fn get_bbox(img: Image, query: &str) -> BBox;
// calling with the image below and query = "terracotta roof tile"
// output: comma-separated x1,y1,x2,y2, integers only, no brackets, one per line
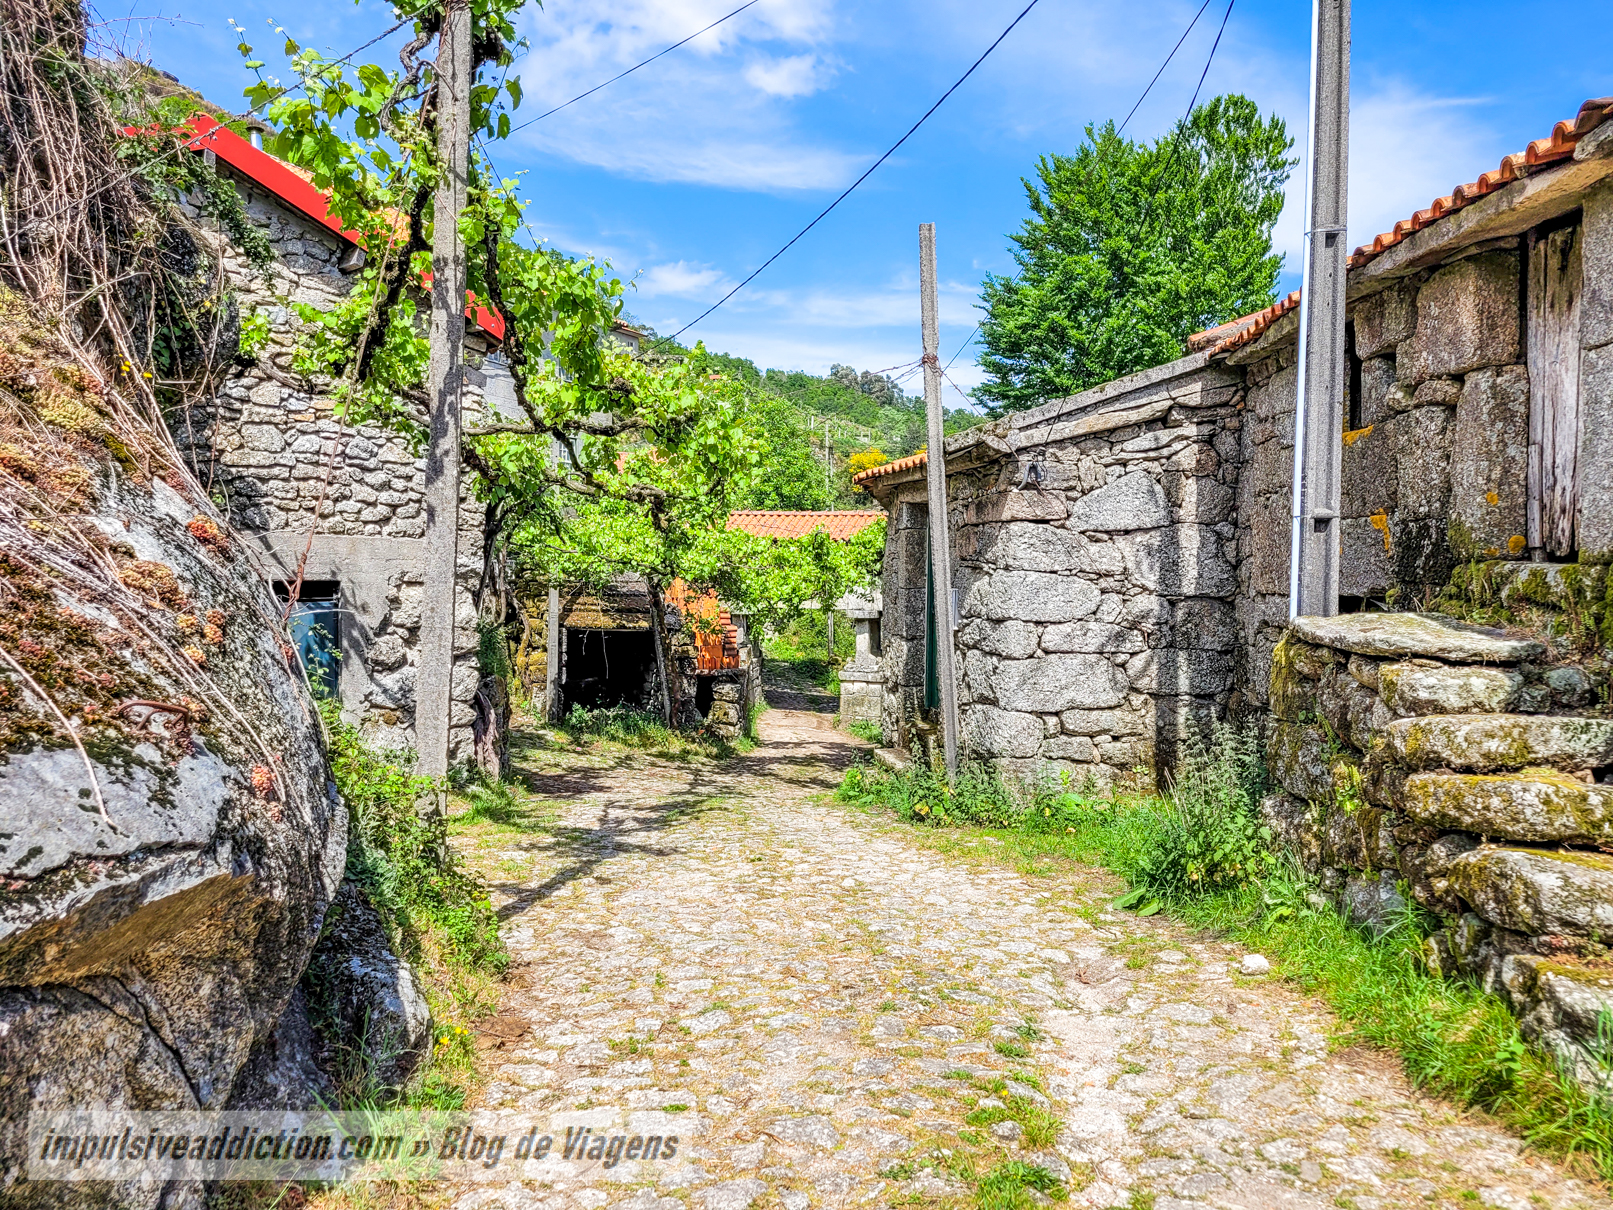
1346,96,1613,269
850,451,929,487
726,510,885,539
1187,97,1613,360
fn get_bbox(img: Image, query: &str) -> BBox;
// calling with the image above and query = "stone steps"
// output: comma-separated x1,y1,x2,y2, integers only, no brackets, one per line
1448,845,1613,938
1403,769,1613,843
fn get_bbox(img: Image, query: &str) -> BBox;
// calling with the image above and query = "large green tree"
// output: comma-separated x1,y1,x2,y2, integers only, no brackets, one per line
976,94,1296,415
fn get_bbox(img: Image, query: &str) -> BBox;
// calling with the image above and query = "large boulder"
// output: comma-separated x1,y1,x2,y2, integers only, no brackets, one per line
0,314,346,1204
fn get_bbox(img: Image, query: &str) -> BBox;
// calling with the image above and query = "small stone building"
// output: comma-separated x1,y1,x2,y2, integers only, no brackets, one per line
855,97,1613,788
167,114,640,763
724,509,887,726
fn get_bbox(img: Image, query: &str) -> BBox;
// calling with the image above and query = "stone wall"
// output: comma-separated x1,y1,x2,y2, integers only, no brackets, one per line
872,359,1246,787
1231,173,1613,710
172,166,495,762
1262,611,1613,1085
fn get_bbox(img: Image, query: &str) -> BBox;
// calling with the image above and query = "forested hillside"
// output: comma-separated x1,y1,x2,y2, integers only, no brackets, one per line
688,346,979,510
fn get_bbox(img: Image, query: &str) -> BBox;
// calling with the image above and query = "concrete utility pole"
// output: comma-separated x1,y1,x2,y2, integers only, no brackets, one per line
1288,0,1350,620
416,0,471,779
919,223,959,781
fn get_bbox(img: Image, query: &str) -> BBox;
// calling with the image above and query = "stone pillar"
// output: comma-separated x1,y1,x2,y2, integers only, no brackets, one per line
838,592,884,731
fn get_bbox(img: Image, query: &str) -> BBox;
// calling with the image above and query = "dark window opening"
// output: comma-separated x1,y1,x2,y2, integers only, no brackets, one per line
563,628,656,711
1345,320,1363,431
694,677,716,717
1337,595,1382,614
276,580,341,699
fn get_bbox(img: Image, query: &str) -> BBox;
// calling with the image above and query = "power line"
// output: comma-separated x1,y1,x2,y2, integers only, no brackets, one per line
656,0,1045,349
1144,0,1236,212
507,1,761,136
1117,0,1213,135
939,0,1233,376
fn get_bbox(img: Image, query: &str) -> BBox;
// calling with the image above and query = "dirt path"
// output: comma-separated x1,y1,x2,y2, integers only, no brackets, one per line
451,710,1607,1210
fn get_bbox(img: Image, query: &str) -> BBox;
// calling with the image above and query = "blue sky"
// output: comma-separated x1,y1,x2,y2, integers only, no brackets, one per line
128,0,1612,400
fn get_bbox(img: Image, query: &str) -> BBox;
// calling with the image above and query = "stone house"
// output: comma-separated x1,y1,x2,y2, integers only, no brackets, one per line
854,97,1613,789
725,509,887,725
512,574,762,738
167,114,527,763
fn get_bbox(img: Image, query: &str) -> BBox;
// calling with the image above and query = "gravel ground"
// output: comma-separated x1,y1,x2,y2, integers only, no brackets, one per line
448,708,1609,1210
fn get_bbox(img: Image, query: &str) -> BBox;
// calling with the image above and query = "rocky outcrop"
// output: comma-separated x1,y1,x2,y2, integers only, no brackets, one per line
0,307,346,1204
1266,611,1613,1088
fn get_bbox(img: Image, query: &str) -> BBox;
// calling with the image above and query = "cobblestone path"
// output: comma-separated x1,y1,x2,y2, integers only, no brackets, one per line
452,710,1607,1210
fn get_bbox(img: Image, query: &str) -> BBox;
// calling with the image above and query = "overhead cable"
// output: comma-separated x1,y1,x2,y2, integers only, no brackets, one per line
939,0,1221,373
656,0,1046,348
507,0,761,135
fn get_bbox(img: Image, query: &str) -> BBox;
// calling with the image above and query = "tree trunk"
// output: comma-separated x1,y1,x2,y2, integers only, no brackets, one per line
647,580,675,725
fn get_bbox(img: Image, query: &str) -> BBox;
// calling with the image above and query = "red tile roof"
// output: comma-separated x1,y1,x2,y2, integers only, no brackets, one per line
1191,96,1613,359
177,114,506,339
727,510,885,539
850,451,929,487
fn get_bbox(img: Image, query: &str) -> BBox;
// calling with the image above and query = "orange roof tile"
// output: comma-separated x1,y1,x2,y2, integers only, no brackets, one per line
850,451,928,487
727,510,885,539
1346,96,1611,269
1188,97,1613,360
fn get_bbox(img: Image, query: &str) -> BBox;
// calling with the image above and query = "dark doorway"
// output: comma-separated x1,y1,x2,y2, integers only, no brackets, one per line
694,676,716,717
276,580,341,699
564,628,656,710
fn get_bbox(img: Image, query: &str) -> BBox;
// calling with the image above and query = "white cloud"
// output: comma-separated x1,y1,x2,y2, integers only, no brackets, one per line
507,0,854,191
744,53,828,98
1272,82,1497,268
636,261,731,298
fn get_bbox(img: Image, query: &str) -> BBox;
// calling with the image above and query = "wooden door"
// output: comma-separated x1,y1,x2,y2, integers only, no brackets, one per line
1527,222,1584,557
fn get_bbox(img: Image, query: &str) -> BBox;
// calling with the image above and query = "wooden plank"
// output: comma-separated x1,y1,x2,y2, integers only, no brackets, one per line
1526,222,1584,557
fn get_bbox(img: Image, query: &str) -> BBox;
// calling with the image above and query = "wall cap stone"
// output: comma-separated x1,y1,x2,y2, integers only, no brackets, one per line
1289,611,1543,662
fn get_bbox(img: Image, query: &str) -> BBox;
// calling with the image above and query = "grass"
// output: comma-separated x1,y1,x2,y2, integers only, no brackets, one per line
837,738,1613,1183
554,703,755,757
318,702,509,1111
846,719,882,744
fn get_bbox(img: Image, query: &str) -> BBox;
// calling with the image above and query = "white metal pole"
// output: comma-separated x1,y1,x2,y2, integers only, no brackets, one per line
1288,0,1349,620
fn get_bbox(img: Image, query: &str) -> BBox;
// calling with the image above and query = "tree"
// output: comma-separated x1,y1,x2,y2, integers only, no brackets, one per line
975,94,1295,416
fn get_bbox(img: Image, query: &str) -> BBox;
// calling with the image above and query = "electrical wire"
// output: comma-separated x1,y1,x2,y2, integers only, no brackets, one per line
507,0,761,136
1117,0,1213,135
655,0,1046,349
939,0,1233,376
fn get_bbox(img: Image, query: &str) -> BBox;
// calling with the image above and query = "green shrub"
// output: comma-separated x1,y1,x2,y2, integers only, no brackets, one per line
1122,724,1273,909
322,701,507,978
846,719,882,744
560,704,676,748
